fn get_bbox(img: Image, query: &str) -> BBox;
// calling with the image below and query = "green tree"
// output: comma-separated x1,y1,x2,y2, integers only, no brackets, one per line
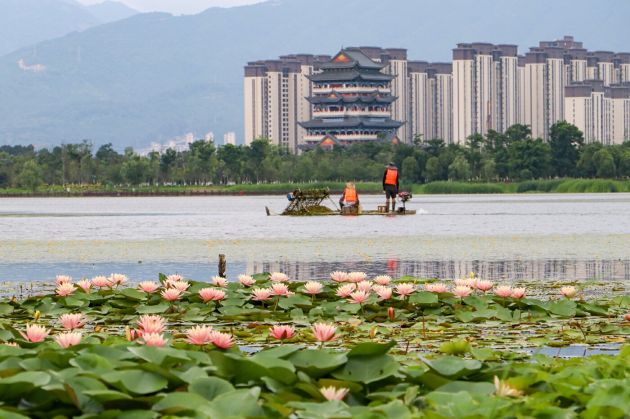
448,155,471,180
16,160,43,191
401,156,418,182
508,139,552,179
549,122,584,177
424,156,440,182
593,148,616,178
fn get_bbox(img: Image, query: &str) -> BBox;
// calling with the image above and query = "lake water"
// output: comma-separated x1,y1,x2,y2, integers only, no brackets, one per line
1,193,630,283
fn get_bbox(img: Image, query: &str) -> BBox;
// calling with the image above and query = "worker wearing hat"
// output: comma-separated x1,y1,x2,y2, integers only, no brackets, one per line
382,162,399,212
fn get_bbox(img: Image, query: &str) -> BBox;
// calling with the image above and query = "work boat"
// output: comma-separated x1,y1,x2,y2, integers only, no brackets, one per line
265,188,416,216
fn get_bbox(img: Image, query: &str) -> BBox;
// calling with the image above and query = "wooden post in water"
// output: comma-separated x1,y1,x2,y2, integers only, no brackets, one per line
218,254,226,278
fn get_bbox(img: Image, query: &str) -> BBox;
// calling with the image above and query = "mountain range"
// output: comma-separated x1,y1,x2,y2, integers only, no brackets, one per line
1,0,629,149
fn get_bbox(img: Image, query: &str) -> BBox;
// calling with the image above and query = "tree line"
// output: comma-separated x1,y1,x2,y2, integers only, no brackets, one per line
1,122,630,190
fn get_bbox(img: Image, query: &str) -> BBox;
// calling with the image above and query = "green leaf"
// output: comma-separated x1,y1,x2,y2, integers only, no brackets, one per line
436,381,495,394
332,354,400,384
189,377,235,401
207,389,264,418
279,294,312,310
69,353,114,374
347,341,395,357
421,356,482,379
548,299,577,317
82,389,133,402
152,392,212,414
408,291,438,306
102,370,168,395
127,346,191,367
136,303,170,314
119,288,147,301
0,303,15,315
289,349,348,378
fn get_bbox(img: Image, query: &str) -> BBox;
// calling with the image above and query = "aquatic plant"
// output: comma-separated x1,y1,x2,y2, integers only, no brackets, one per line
20,324,49,342
54,331,82,348
59,313,85,330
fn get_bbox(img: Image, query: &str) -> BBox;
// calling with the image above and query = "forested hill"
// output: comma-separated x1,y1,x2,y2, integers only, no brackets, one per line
1,0,629,149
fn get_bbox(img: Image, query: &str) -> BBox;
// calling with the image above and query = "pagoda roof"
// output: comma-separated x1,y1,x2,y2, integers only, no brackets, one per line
300,117,403,130
308,70,394,82
308,91,396,104
320,48,386,70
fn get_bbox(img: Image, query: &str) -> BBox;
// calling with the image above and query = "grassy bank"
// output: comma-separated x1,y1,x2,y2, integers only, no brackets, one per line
1,179,629,196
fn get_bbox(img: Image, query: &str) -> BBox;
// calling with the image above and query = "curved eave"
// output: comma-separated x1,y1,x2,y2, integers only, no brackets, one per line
307,95,397,104
308,71,394,83
300,118,403,130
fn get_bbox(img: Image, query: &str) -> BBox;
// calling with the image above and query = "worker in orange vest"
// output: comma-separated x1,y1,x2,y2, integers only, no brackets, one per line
339,182,360,209
382,162,399,212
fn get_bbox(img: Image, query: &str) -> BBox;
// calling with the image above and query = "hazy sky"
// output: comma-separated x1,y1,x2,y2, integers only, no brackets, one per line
77,0,264,15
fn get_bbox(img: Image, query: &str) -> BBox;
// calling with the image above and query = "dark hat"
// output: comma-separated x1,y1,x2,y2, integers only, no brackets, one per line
388,162,396,166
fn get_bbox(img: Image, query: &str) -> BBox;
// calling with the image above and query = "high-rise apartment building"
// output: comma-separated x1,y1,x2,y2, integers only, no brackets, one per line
409,62,453,142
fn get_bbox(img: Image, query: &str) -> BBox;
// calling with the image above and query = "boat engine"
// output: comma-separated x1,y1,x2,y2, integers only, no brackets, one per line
397,192,412,213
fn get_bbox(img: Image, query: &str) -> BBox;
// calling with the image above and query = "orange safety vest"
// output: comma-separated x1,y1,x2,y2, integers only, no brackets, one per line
384,168,398,185
343,188,358,203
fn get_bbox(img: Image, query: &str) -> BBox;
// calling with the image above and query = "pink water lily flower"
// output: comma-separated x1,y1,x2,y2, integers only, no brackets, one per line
55,332,82,348
320,386,349,401
56,283,77,297
137,315,166,334
624,313,630,322
109,273,128,286
349,290,370,304
312,322,337,342
141,333,168,347
453,285,473,298
59,313,85,330
211,276,228,287
560,286,577,298
166,274,184,282
251,288,272,301
395,283,416,297
336,283,356,298
91,276,111,288
269,325,295,340
425,283,448,293
20,324,49,342
475,280,494,292
209,331,233,349
271,283,291,297
76,279,92,293
373,285,393,300
270,272,289,283
238,274,256,287
330,271,348,283
347,272,367,283
55,275,72,286
161,288,182,301
303,281,323,295
138,281,159,293
171,281,190,292
356,281,373,293
455,278,476,288
199,287,226,302
495,285,512,298
511,287,526,299
373,275,392,286
186,325,214,345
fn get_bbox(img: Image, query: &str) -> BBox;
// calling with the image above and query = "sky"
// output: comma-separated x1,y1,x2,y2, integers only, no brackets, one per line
76,0,264,15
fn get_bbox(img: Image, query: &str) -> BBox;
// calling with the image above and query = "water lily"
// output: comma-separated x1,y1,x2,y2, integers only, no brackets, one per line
347,271,367,283
137,315,166,334
373,285,392,300
76,279,92,293
624,313,630,322
269,325,295,340
161,288,182,301
238,274,256,287
373,275,392,286
91,275,111,288
20,324,49,342
511,287,526,299
199,287,226,302
560,286,577,298
55,331,82,348
395,282,416,298
209,331,233,349
453,285,473,298
320,386,349,401
109,273,128,287
186,325,214,345
336,283,356,298
55,275,72,286
270,272,289,282
303,281,323,295
138,281,160,293
475,279,494,292
495,285,512,298
166,274,184,282
59,313,85,330
494,376,523,397
211,276,228,287
140,333,168,347
425,283,448,293
56,282,76,297
455,278,476,288
271,283,291,297
171,281,190,292
356,280,373,293
348,290,370,304
330,271,348,283
388,307,395,321
251,287,272,301
312,322,337,342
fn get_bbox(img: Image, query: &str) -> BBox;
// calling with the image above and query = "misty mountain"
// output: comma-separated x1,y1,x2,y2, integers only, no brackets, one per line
84,1,138,23
0,0,138,56
0,0,629,149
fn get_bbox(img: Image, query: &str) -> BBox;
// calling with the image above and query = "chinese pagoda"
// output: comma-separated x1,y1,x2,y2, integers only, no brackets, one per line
300,47,403,149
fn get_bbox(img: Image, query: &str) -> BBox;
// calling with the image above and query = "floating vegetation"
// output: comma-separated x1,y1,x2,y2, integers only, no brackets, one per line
0,272,628,417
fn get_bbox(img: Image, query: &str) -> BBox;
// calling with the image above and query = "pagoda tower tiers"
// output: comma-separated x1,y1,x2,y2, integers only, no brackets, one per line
300,47,403,148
